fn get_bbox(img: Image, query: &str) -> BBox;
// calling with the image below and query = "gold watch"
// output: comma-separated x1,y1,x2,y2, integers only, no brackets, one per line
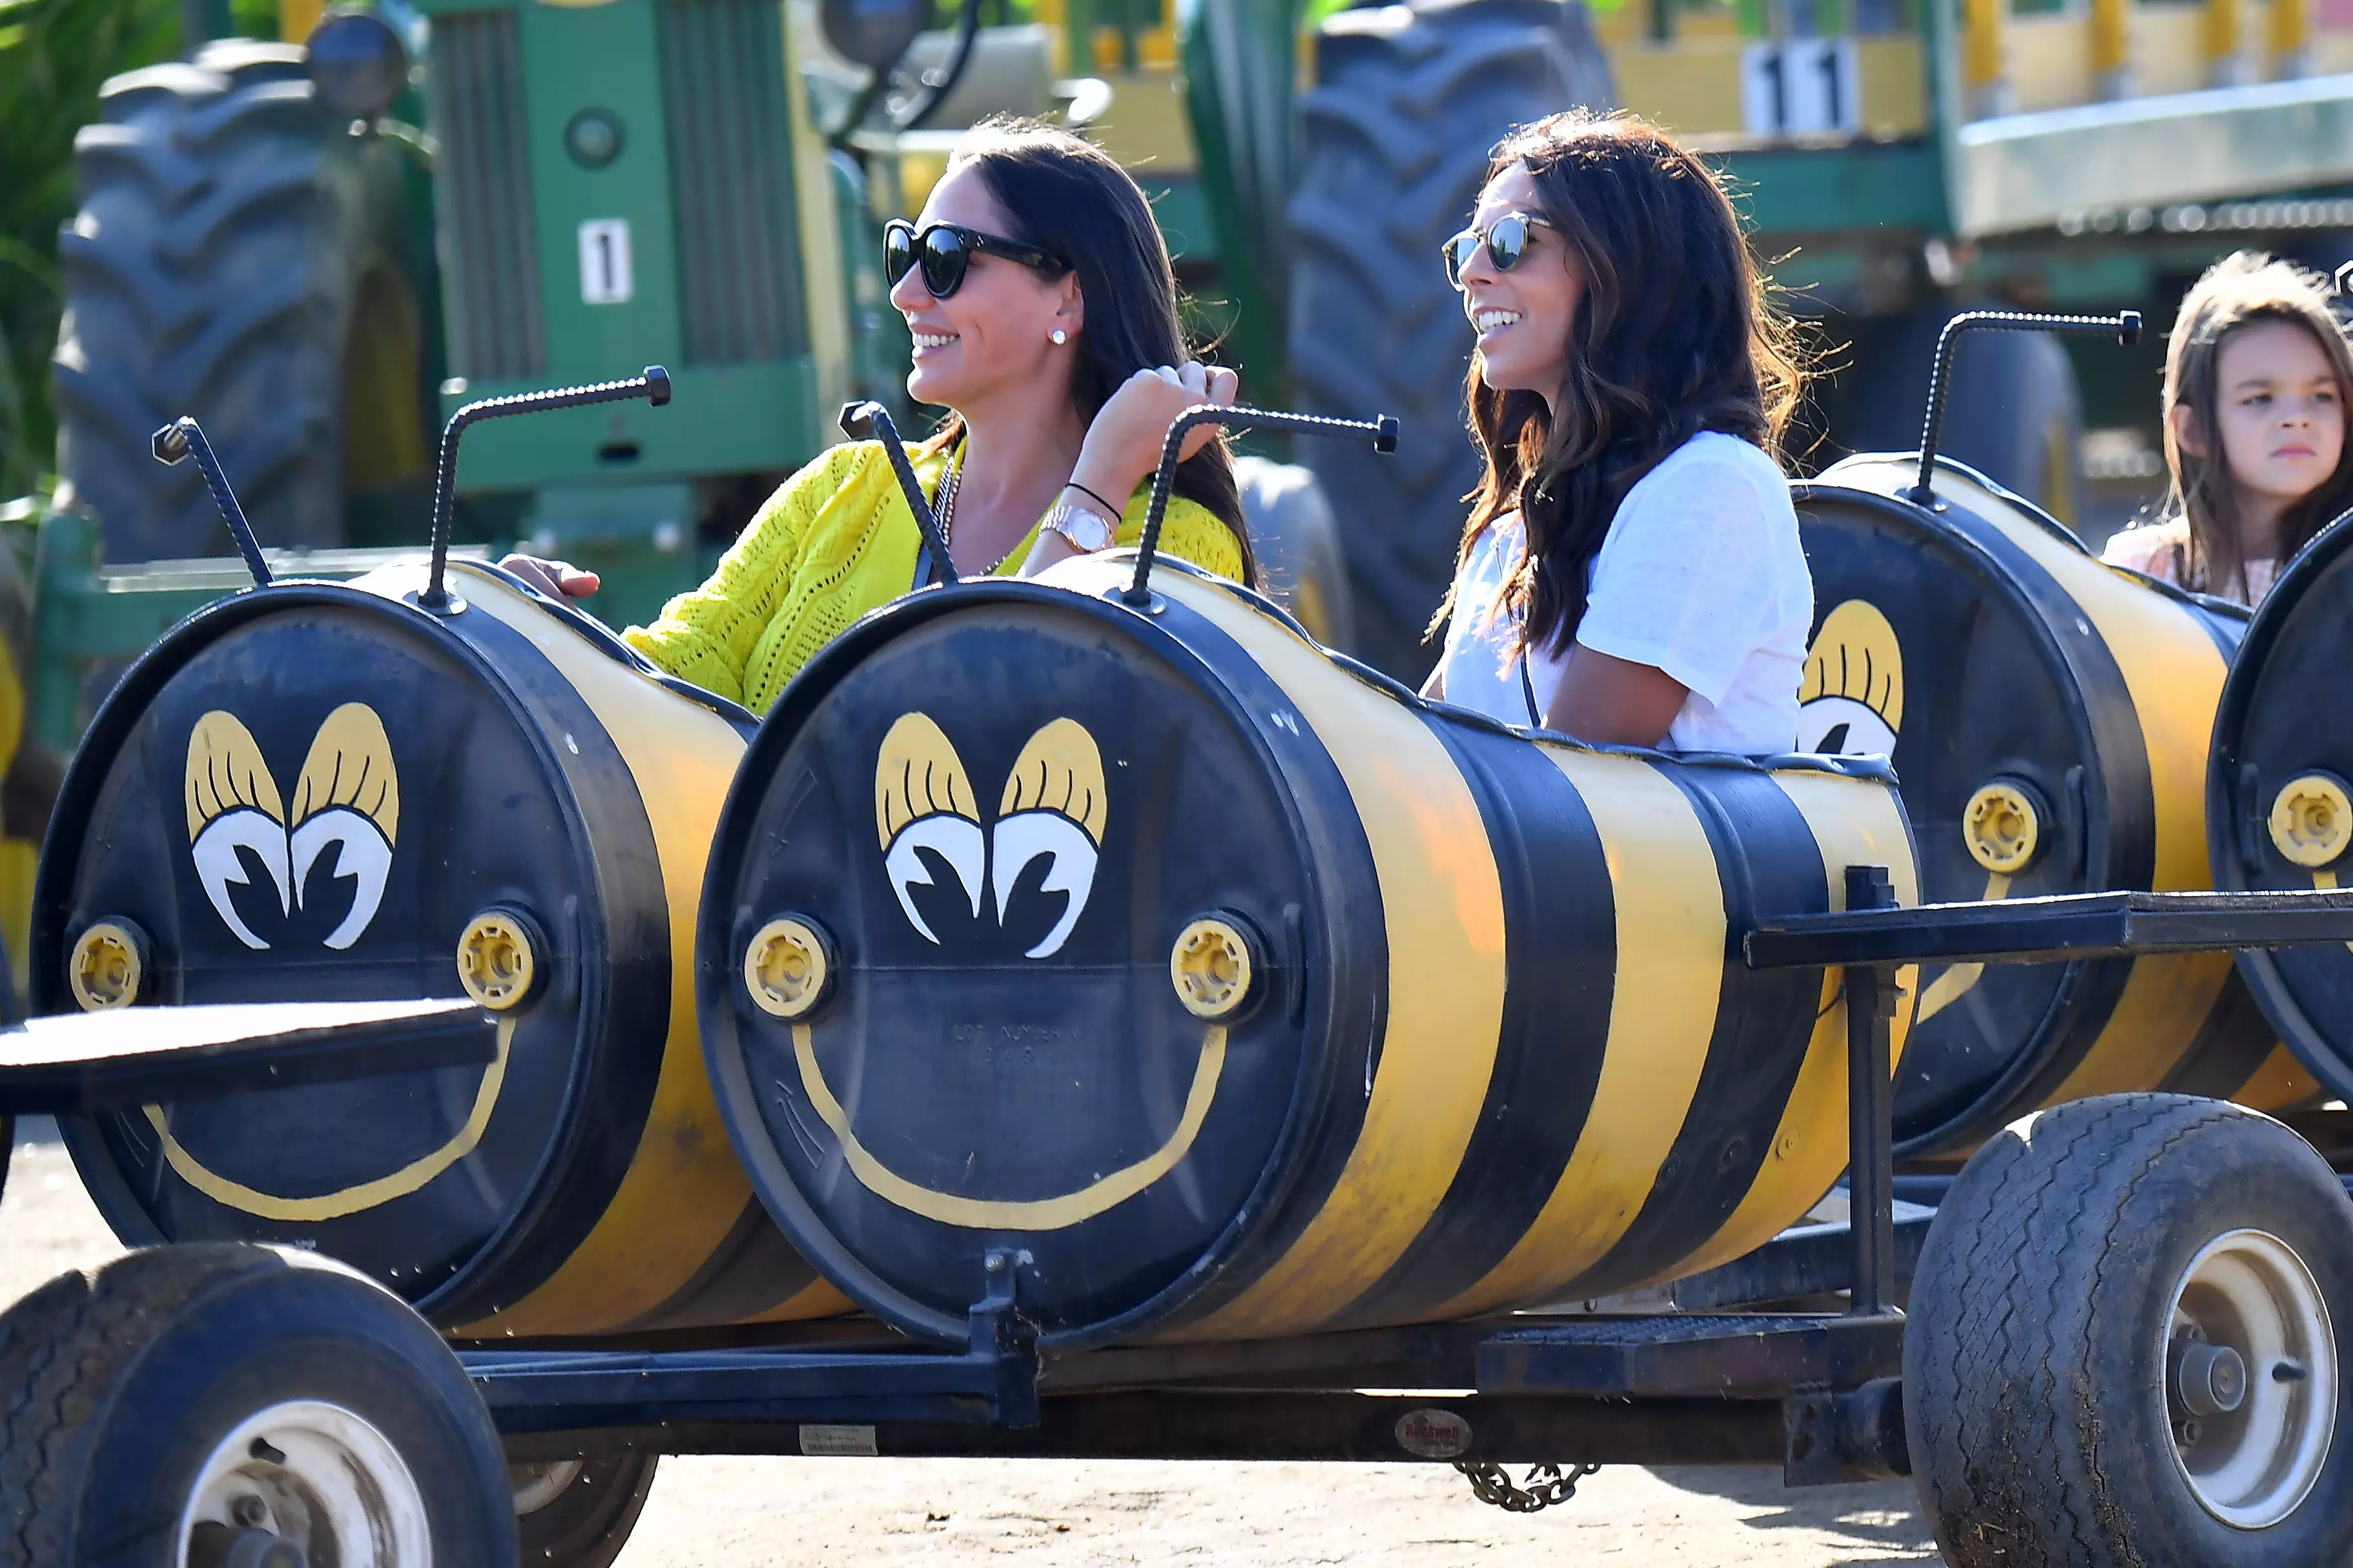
1042,491,1116,553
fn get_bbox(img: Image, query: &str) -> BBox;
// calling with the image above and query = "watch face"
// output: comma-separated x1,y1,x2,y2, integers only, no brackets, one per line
1059,503,1112,551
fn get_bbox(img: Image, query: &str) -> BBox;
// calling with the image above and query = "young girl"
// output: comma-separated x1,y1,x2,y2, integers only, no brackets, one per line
1421,111,1812,754
2103,252,2353,605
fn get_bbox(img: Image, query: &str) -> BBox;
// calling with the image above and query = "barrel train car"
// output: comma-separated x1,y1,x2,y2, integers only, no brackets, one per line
5,360,2353,1568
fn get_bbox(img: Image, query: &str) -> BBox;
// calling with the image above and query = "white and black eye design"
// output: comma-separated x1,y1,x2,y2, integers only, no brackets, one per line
874,713,1107,959
183,705,402,952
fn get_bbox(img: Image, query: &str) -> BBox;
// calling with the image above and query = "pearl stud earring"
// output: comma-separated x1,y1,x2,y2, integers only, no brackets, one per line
1051,329,1069,345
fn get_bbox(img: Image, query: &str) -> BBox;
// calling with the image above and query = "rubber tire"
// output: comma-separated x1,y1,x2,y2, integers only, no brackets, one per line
1236,455,1357,650
512,1451,660,1568
1832,303,2088,529
1905,1094,2353,1567
1287,0,1613,682
51,41,422,563
0,1243,517,1567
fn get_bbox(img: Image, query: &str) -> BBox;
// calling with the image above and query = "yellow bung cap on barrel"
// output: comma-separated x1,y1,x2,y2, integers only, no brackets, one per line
68,919,147,1012
2268,774,2352,870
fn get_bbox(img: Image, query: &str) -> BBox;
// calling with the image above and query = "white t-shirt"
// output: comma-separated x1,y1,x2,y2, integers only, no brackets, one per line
1432,431,1812,754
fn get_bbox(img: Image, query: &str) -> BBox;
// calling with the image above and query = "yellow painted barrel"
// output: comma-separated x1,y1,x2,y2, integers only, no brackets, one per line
697,553,1919,1349
1798,455,2314,1157
36,560,848,1334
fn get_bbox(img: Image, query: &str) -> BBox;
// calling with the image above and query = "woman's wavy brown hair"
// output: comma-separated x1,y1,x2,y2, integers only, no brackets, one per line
920,117,1256,585
1431,110,1802,655
2153,251,2353,599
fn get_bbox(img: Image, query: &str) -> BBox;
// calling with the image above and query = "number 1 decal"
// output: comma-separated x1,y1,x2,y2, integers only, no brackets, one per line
579,219,633,305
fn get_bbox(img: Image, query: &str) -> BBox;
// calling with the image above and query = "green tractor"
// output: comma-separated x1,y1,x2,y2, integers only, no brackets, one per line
36,0,2353,706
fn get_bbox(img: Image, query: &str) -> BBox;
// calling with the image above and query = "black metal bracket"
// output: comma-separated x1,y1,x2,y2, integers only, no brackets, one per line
839,402,959,587
1747,886,2353,970
0,998,495,1115
1907,310,2139,506
1841,866,1898,1318
150,419,272,587
462,1244,1042,1434
1124,405,1397,606
421,366,672,611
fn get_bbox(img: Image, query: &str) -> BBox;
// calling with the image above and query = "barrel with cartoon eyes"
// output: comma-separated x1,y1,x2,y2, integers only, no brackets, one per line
2210,511,2353,1097
698,553,1918,1350
1796,455,2314,1159
35,559,848,1335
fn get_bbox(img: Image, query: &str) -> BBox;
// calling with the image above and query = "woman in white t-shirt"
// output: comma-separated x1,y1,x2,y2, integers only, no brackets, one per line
1422,111,1813,755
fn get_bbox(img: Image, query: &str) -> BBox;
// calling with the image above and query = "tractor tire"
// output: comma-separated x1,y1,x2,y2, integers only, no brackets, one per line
510,1451,661,1568
1287,0,1612,682
1831,303,2088,529
0,1243,515,1567
1906,1094,2353,1567
52,40,429,564
1237,454,1357,650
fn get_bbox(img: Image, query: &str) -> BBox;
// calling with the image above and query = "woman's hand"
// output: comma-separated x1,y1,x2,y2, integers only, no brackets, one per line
1069,361,1239,511
500,553,601,600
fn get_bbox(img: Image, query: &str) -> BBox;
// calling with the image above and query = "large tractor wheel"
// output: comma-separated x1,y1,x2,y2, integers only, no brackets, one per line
52,41,429,564
1831,303,2088,529
509,1450,660,1568
1906,1094,2353,1567
1287,0,1611,682
0,1243,516,1567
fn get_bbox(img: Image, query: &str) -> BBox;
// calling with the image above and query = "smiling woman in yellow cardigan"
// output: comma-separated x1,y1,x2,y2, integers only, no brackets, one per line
508,120,1255,715
613,439,1241,713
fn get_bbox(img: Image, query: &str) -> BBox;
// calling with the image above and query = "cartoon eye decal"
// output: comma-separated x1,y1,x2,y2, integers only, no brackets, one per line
991,811,1100,959
191,808,293,950
289,808,395,951
1795,695,1898,759
884,815,987,946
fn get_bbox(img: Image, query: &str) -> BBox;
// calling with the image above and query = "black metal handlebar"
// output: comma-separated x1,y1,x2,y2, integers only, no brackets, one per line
1907,311,2139,506
421,366,672,611
840,402,958,587
1125,406,1397,606
150,419,272,587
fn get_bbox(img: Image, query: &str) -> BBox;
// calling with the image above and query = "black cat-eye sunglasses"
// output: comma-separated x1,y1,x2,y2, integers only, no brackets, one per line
885,219,1071,300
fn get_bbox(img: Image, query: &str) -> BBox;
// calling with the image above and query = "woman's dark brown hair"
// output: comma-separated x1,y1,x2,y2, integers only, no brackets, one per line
1432,109,1802,655
2153,251,2353,598
923,117,1257,585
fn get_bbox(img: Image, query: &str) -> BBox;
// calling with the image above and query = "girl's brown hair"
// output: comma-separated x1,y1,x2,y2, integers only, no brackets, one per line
1432,109,1803,655
2155,252,2353,599
920,117,1256,585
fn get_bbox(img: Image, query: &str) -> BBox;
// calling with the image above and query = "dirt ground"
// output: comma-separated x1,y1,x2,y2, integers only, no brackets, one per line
0,1123,1940,1566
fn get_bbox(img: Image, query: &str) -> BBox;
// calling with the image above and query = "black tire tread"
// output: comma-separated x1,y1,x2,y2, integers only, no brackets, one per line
0,1245,289,1567
1904,1094,2338,1567
1286,0,1611,680
514,1451,660,1568
52,39,388,562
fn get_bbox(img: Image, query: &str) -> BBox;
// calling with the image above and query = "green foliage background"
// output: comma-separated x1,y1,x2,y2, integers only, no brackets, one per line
0,0,280,501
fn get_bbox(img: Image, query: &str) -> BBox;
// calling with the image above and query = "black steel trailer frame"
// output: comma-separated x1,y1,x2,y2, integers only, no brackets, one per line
15,878,2353,1491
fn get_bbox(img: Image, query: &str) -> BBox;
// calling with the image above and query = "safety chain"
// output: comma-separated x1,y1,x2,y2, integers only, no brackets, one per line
1451,1460,1603,1512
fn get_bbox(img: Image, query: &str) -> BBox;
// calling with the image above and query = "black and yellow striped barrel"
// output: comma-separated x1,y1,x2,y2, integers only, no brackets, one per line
36,560,848,1335
698,554,1918,1349
2210,511,2353,1095
1798,455,2314,1157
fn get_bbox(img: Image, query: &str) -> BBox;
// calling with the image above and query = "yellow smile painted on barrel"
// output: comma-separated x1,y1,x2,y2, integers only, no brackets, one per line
792,1021,1227,1230
797,709,1223,1228
144,1015,515,1221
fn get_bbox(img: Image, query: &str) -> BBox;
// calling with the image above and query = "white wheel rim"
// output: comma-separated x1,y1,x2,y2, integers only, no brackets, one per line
509,1458,584,1516
178,1399,431,1567
2164,1228,2338,1529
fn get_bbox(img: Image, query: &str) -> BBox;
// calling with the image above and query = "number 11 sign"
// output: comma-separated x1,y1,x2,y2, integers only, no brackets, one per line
1741,38,1862,137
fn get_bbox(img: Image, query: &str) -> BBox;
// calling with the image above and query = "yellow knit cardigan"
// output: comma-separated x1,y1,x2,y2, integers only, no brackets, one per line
623,440,1245,714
